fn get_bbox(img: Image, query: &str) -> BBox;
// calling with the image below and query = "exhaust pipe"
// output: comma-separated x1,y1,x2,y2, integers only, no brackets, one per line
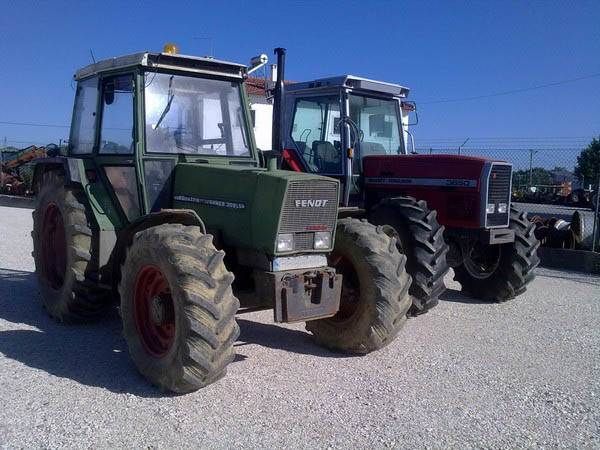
271,47,286,153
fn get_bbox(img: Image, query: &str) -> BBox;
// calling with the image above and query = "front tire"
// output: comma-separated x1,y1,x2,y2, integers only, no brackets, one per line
453,207,540,301
370,197,449,315
119,224,240,393
306,218,412,354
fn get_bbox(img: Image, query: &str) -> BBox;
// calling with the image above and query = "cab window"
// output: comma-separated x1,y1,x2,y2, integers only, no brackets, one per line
290,96,342,174
99,75,135,154
70,77,98,155
348,94,402,157
144,73,250,157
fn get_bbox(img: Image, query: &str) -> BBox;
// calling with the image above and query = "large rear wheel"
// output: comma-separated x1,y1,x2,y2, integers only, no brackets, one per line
32,169,107,322
119,224,239,393
306,218,412,354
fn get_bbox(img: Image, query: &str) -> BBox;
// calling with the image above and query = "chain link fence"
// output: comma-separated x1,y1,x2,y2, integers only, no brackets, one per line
2,141,599,252
415,145,600,252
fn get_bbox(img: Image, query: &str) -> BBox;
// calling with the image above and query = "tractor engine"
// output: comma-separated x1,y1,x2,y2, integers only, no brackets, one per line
363,154,512,231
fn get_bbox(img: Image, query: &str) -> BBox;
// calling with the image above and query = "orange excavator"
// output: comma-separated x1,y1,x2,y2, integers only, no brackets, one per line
1,145,53,195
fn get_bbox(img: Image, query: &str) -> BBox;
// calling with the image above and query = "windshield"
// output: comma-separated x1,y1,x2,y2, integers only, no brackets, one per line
348,94,403,157
144,72,251,157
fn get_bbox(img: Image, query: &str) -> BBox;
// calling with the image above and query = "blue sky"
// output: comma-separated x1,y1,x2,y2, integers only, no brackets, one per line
1,0,599,161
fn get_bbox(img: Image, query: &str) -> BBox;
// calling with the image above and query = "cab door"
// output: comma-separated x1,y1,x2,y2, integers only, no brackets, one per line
286,93,351,202
94,72,142,223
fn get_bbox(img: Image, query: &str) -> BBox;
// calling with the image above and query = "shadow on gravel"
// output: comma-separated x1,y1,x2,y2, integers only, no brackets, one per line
439,287,491,305
538,272,600,287
235,318,348,359
0,267,349,393
0,268,163,397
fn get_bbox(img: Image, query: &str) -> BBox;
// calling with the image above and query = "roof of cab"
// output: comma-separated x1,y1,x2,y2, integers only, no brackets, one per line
75,51,247,80
286,75,410,97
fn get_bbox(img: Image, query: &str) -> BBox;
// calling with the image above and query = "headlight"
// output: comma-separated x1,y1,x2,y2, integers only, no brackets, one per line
313,231,332,250
497,203,508,213
486,203,495,214
276,233,294,252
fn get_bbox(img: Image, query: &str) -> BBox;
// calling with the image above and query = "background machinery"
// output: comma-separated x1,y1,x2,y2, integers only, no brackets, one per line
29,47,412,393
0,145,52,195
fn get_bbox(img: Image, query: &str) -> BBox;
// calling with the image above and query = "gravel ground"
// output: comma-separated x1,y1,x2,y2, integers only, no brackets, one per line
1,204,599,448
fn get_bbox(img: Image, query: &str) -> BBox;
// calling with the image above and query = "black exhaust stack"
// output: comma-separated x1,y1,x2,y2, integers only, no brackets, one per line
271,47,286,154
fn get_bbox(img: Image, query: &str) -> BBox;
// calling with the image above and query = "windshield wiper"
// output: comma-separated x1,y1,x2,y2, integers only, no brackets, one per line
152,75,174,130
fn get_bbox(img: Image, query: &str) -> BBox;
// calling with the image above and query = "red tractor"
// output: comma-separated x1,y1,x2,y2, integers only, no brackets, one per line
271,49,540,313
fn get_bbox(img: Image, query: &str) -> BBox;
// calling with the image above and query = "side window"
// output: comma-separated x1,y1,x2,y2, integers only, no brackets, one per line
99,75,134,154
348,94,402,157
70,77,98,154
290,96,342,174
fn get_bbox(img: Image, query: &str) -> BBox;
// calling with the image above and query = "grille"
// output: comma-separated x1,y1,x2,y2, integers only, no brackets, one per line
486,164,511,227
279,180,339,248
294,233,314,251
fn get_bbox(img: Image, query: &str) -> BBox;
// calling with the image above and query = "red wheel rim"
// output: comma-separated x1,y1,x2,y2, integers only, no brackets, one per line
41,203,67,289
133,265,176,358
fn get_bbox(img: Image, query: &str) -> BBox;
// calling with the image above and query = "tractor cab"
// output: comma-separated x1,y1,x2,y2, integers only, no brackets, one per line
69,50,258,223
281,75,413,206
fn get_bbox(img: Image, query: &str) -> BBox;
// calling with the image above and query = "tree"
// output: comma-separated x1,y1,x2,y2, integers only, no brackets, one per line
512,167,553,187
574,138,600,187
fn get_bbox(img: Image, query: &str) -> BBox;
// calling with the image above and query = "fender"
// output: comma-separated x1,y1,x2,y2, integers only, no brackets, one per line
109,209,206,296
31,157,85,192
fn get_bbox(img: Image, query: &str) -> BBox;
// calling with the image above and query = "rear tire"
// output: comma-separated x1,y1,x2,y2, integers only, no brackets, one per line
306,218,412,354
370,197,449,315
119,224,240,393
453,206,540,301
31,169,107,322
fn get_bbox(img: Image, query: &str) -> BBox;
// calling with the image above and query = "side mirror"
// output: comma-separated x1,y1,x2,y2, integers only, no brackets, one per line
248,54,268,74
401,101,419,126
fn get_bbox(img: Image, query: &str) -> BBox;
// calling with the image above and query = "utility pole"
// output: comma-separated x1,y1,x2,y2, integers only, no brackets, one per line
528,149,538,188
0,136,6,167
458,137,469,156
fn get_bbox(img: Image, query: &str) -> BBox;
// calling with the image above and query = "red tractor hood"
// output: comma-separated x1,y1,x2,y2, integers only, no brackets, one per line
363,154,498,182
362,154,511,229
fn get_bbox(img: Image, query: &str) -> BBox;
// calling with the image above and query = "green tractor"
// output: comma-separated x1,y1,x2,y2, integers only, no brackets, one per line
30,47,412,392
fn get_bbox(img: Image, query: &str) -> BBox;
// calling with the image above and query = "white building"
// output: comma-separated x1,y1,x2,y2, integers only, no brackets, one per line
246,77,273,150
